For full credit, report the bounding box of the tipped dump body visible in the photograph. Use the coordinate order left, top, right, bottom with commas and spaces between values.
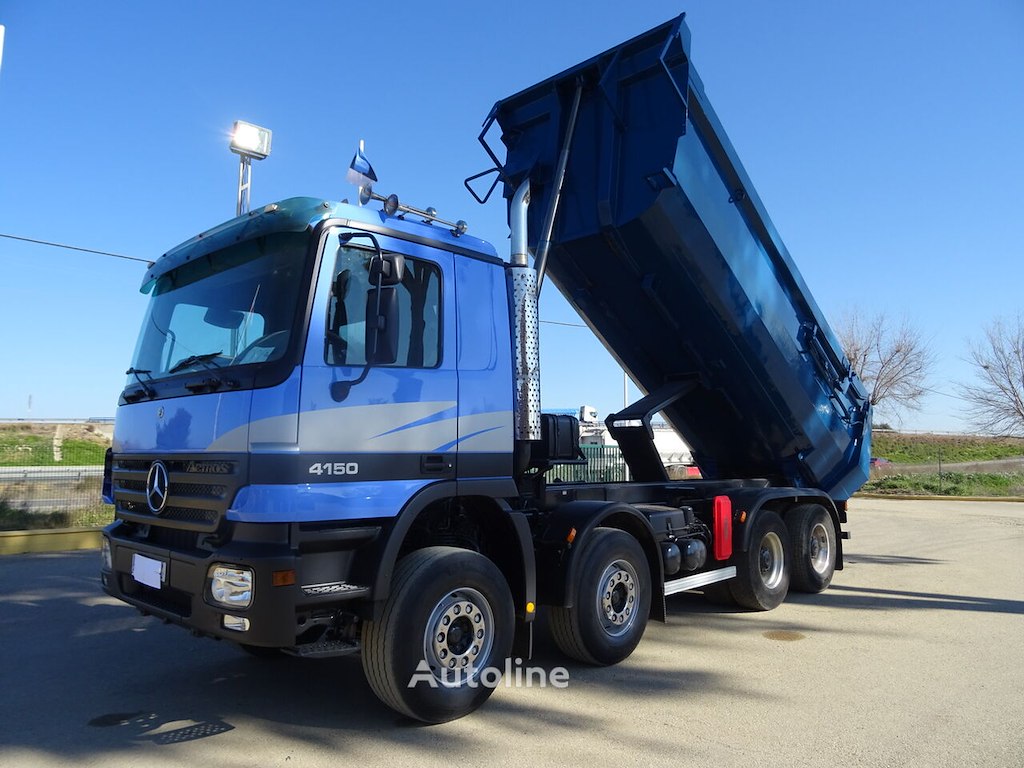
485, 15, 870, 499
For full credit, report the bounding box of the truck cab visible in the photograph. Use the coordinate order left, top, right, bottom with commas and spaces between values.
102, 198, 526, 650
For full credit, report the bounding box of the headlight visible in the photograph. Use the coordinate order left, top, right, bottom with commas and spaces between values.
101, 538, 113, 571
208, 565, 253, 608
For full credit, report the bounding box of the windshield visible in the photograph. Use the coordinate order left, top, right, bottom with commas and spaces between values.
127, 232, 310, 383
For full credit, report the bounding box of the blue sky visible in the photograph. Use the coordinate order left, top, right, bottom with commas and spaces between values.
1, 1, 1022, 431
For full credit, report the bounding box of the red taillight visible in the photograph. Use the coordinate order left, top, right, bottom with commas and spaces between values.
713, 495, 733, 560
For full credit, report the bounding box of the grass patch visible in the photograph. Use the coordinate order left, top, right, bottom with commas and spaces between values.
0, 429, 108, 466
0, 434, 53, 466
872, 432, 1024, 464
60, 439, 108, 465
0, 496, 114, 531
861, 472, 1024, 497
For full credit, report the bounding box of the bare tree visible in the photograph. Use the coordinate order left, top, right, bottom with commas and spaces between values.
834, 310, 935, 416
958, 314, 1024, 436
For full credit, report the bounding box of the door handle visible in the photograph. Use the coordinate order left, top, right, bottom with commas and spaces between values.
421, 454, 452, 474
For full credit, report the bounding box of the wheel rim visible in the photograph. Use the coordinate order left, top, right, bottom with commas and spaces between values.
808, 521, 832, 575
596, 559, 640, 638
758, 531, 785, 590
422, 587, 494, 687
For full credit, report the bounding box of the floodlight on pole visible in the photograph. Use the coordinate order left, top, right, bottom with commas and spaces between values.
229, 120, 272, 216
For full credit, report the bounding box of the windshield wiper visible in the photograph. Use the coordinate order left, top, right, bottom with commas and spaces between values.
168, 351, 224, 375
125, 367, 157, 400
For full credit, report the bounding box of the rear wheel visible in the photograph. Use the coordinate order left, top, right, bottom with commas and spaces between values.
786, 504, 837, 593
730, 511, 790, 611
361, 547, 514, 723
702, 580, 737, 606
550, 528, 651, 665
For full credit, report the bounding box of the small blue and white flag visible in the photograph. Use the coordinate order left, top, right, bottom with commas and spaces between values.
347, 140, 378, 188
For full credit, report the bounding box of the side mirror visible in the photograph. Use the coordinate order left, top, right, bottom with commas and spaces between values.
365, 286, 399, 365
369, 253, 405, 287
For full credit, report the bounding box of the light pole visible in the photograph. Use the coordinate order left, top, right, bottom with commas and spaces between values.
229, 120, 272, 216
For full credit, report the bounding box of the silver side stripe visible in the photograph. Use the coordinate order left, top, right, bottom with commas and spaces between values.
454, 411, 513, 452
209, 401, 514, 454
663, 567, 737, 596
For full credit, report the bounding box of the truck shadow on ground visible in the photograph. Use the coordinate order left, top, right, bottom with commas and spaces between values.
843, 553, 946, 567
0, 553, 744, 762
15, 549, 1014, 763
68, 644, 732, 758
794, 584, 1024, 615
658, 581, 1022, 644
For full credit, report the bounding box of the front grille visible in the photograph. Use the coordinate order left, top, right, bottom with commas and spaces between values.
172, 482, 227, 497
112, 452, 247, 534
116, 459, 151, 472
116, 458, 236, 475
118, 499, 218, 524
162, 506, 219, 523
115, 475, 230, 498
115, 496, 220, 525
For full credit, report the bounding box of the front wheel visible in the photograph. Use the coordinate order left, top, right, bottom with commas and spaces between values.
550, 528, 651, 665
786, 504, 837, 593
361, 547, 514, 723
730, 511, 790, 611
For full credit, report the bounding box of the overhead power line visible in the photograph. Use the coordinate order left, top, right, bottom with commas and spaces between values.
540, 319, 588, 329
920, 385, 971, 403
0, 233, 151, 265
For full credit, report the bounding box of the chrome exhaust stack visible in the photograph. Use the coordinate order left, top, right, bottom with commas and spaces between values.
507, 179, 541, 441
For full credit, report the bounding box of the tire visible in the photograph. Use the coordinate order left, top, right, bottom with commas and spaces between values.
361, 547, 514, 723
701, 580, 737, 606
550, 528, 651, 666
729, 511, 790, 611
786, 503, 837, 593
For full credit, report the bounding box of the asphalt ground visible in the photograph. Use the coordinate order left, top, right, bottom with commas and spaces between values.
0, 498, 1021, 767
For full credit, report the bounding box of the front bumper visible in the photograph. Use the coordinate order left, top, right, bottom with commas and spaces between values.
101, 520, 379, 648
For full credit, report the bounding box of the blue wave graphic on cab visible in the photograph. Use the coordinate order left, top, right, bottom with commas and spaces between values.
228, 480, 432, 523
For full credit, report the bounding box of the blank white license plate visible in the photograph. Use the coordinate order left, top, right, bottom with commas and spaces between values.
131, 553, 166, 589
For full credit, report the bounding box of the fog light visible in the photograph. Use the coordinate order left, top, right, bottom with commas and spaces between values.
101, 538, 112, 571
223, 615, 251, 632
209, 565, 253, 608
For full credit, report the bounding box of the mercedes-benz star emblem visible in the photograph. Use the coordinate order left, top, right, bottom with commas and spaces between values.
146, 461, 169, 514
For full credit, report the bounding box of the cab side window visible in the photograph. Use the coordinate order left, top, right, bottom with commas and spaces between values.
325, 243, 441, 368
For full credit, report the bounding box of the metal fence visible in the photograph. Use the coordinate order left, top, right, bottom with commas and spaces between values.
0, 424, 113, 530
868, 456, 1024, 496
550, 445, 628, 483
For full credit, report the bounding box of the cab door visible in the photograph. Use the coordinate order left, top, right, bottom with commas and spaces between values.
293, 227, 457, 520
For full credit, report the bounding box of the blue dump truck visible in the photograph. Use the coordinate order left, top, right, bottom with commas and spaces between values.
101, 16, 870, 723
